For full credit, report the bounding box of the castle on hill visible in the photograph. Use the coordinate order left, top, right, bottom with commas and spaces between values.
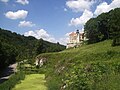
66, 30, 86, 48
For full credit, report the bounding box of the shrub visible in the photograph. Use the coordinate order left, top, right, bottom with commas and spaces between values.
0, 71, 25, 90
112, 37, 120, 46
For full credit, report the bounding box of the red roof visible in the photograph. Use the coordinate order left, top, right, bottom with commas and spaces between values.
69, 32, 76, 36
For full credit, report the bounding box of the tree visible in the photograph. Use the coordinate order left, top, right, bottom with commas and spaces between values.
97, 13, 110, 40
84, 18, 101, 44
84, 8, 120, 45
109, 8, 120, 46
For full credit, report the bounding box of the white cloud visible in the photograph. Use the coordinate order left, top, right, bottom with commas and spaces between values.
66, 0, 95, 12
24, 29, 72, 45
0, 0, 9, 3
5, 10, 28, 20
18, 21, 35, 27
110, 0, 120, 9
69, 9, 93, 26
59, 33, 70, 45
64, 8, 67, 12
94, 2, 110, 15
16, 0, 29, 5
94, 0, 120, 16
24, 29, 57, 43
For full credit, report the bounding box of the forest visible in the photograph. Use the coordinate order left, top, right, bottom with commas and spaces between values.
84, 8, 120, 46
0, 28, 65, 71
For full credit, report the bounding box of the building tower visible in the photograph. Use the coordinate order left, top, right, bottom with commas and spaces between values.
66, 29, 85, 48
76, 30, 80, 43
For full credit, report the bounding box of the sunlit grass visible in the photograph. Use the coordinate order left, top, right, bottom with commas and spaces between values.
38, 40, 120, 90
12, 74, 47, 90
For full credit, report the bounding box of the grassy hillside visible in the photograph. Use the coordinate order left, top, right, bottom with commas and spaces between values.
37, 40, 120, 90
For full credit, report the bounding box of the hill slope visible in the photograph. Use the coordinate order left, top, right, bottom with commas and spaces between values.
0, 28, 65, 70
38, 40, 120, 90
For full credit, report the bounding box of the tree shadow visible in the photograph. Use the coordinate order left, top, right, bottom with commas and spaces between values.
0, 66, 14, 84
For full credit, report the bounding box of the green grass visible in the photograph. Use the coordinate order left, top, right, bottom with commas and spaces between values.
37, 40, 120, 90
12, 74, 47, 90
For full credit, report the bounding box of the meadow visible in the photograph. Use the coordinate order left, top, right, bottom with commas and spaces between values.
38, 40, 120, 90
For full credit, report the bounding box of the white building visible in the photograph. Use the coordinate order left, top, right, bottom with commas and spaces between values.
66, 30, 85, 48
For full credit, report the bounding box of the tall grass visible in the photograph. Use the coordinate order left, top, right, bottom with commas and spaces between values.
37, 40, 120, 90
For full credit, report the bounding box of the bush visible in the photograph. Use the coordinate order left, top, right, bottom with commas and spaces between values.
0, 71, 25, 90
112, 37, 120, 46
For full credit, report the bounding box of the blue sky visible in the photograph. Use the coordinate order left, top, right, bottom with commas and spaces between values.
0, 0, 119, 45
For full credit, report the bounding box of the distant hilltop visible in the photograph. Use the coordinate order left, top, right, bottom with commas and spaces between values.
67, 30, 87, 48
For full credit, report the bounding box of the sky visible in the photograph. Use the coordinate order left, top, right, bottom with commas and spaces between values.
0, 0, 120, 45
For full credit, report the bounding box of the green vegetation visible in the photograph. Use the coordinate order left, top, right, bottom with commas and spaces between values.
0, 28, 65, 71
0, 28, 65, 90
0, 71, 25, 90
0, 42, 17, 70
36, 39, 65, 55
12, 74, 47, 90
0, 7, 120, 90
84, 8, 120, 45
37, 40, 120, 90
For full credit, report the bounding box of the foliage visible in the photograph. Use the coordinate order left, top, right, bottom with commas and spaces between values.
0, 42, 17, 70
37, 40, 120, 90
0, 28, 65, 70
84, 8, 120, 46
112, 37, 120, 46
0, 71, 25, 90
36, 38, 65, 55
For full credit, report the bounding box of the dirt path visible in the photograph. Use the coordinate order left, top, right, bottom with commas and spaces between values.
0, 63, 17, 83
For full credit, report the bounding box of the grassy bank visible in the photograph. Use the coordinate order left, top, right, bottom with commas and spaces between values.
12, 74, 47, 90
37, 40, 120, 90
